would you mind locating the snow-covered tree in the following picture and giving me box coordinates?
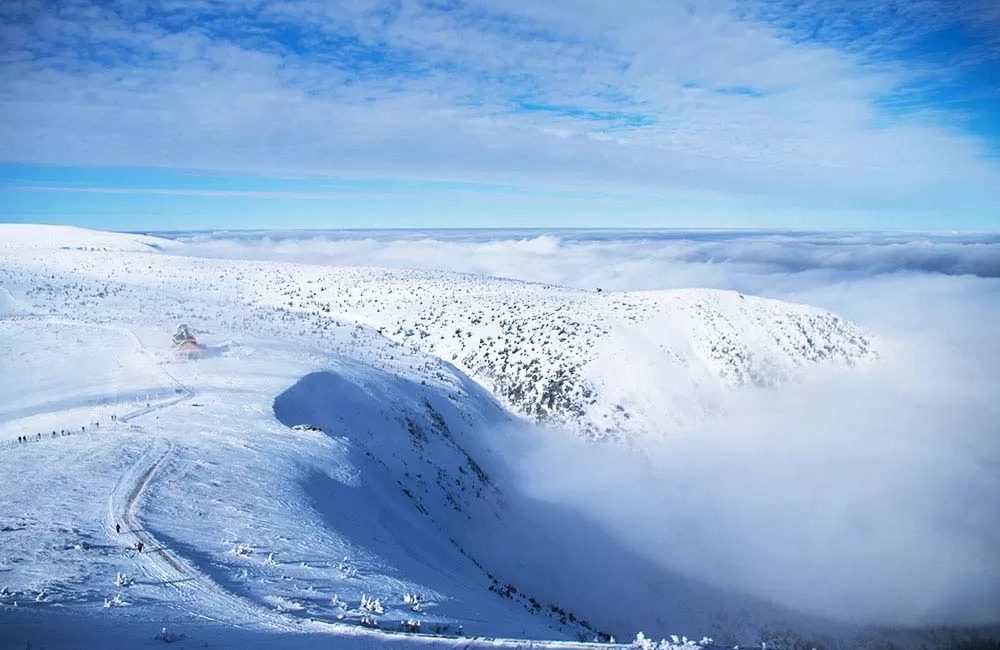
[360,594,384,614]
[631,632,714,649]
[104,593,128,608]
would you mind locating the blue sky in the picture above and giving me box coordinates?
[0,0,998,230]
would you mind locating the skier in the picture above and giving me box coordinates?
[136,541,144,553]
[116,523,121,534]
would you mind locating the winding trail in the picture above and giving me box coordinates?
[12,319,629,647]
[101,325,301,631]
[106,436,300,630]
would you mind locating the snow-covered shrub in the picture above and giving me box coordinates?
[631,632,713,649]
[115,572,135,587]
[104,593,128,608]
[403,592,422,611]
[230,544,252,557]
[632,633,656,650]
[264,552,277,566]
[360,594,384,614]
[154,626,186,643]
[359,615,379,628]
[267,595,305,612]
[338,559,358,578]
[330,594,348,618]
[400,619,421,632]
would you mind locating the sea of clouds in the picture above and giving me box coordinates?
[162,229,1000,629]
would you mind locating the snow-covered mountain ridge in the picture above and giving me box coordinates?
[0,225,877,442]
[327,275,878,439]
[210,261,877,440]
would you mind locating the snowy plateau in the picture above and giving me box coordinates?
[0,224,954,650]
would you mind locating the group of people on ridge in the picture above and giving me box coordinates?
[12,415,120,446]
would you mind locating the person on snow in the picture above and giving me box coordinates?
[135,541,144,553]
[116,523,121,534]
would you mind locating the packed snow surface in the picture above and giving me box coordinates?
[0,224,931,650]
[0,286,27,316]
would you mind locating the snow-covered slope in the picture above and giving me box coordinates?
[1,229,876,442]
[297,271,877,440]
[0,225,911,650]
[0,223,171,252]
[0,286,27,316]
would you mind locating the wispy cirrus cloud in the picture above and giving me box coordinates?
[0,0,998,221]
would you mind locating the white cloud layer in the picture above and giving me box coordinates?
[168,229,1000,627]
[1,0,998,214]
